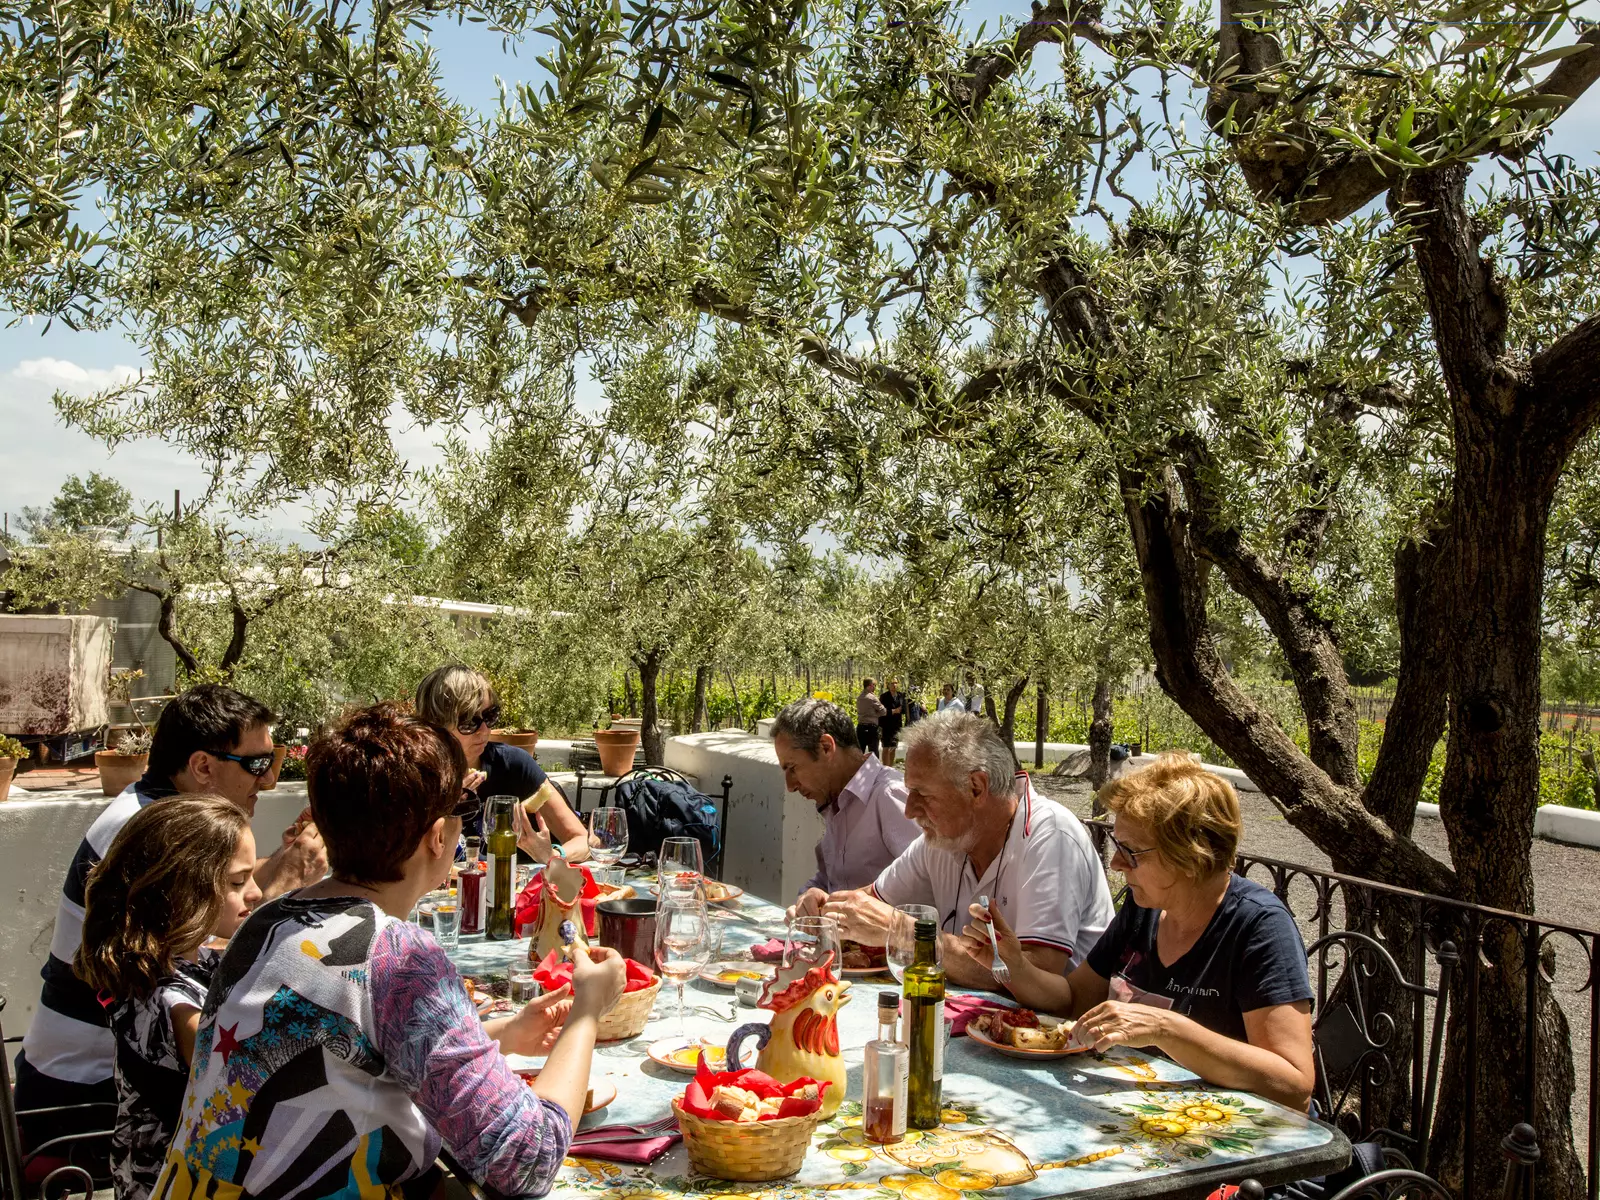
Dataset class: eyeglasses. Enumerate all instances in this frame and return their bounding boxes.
[1105,830,1157,866]
[210,750,277,777]
[449,788,481,820]
[456,704,500,735]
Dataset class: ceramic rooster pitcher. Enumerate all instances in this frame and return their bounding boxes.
[726,950,852,1117]
[529,856,589,962]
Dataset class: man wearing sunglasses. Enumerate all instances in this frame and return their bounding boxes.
[15,684,329,1170]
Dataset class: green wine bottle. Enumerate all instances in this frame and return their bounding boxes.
[486,799,518,940]
[903,917,945,1129]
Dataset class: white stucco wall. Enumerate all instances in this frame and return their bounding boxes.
[664,730,821,908]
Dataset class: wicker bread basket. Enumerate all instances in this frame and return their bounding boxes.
[671,1099,825,1181]
[596,975,662,1041]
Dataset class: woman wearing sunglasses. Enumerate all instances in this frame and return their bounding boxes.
[414,665,590,862]
[970,753,1315,1112]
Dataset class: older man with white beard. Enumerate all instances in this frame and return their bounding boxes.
[818,710,1114,990]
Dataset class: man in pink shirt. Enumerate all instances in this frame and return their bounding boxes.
[773,698,921,916]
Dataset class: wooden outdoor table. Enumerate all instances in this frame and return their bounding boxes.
[450,874,1348,1200]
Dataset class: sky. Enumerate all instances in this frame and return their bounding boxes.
[1,1,1596,537]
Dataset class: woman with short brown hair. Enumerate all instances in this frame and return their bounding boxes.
[973,753,1316,1110]
[156,705,627,1200]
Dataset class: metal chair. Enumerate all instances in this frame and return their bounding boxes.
[1232,1122,1539,1199]
[1,997,113,1200]
[1304,930,1456,1170]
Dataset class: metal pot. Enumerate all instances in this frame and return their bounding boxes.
[596,897,658,964]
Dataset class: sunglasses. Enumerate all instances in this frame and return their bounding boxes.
[210,750,277,777]
[456,704,500,735]
[1105,829,1157,866]
[450,787,481,821]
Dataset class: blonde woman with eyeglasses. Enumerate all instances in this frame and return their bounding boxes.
[971,752,1315,1111]
[414,665,590,863]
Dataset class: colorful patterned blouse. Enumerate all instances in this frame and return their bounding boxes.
[154,895,572,1200]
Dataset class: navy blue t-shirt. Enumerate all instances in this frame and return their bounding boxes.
[464,741,551,841]
[1085,874,1313,1043]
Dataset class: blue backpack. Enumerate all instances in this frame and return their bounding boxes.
[610,776,722,868]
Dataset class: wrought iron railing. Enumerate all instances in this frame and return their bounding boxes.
[1082,820,1598,1200]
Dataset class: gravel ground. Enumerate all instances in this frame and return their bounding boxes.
[1034,774,1597,1163]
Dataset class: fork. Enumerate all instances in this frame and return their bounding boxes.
[979,894,1011,990]
[571,1114,679,1140]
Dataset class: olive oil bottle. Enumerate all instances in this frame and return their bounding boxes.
[485,797,518,940]
[903,918,945,1129]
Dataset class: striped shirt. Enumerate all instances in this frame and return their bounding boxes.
[20,776,173,1086]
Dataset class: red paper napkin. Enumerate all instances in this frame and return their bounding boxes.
[749,938,786,963]
[567,1132,682,1164]
[516,867,602,937]
[532,950,656,993]
[681,1057,827,1121]
[945,994,1012,1036]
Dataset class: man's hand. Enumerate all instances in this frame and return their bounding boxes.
[818,889,895,945]
[501,985,574,1056]
[787,888,828,922]
[257,807,327,899]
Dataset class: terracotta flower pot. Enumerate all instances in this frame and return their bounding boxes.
[592,729,640,776]
[0,757,16,801]
[95,750,149,797]
[491,728,540,752]
[261,745,288,790]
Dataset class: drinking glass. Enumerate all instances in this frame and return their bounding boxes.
[658,837,705,901]
[654,900,714,1037]
[592,865,626,890]
[887,904,939,983]
[589,807,629,867]
[429,899,460,952]
[510,967,539,1005]
[786,915,842,973]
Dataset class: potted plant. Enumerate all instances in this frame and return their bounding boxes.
[486,677,539,753]
[0,735,30,800]
[96,729,151,796]
[593,715,640,776]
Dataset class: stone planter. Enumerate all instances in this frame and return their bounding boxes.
[490,729,540,753]
[0,757,16,800]
[95,750,148,797]
[592,729,640,777]
[261,745,289,790]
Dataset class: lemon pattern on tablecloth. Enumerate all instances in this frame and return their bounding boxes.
[1097,1092,1295,1169]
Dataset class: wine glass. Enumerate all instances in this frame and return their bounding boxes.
[786,915,842,974]
[888,904,939,983]
[589,807,629,868]
[654,900,714,1037]
[658,836,705,901]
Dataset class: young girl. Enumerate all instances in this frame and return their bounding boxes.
[75,796,261,1200]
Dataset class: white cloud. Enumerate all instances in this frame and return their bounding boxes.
[11,357,142,393]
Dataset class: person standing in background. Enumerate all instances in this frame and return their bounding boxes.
[856,678,887,757]
[937,683,964,713]
[960,671,987,719]
[879,679,906,767]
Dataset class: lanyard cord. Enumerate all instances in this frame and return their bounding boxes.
[944,804,1019,932]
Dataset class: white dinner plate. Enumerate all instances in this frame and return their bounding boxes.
[647,1036,727,1073]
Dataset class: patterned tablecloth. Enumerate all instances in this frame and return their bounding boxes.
[450,876,1347,1200]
